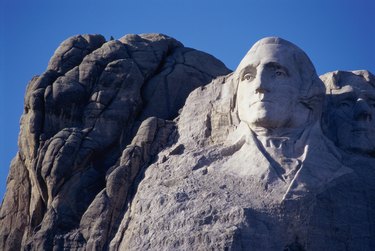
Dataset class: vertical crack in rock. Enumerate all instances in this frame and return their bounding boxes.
[3,35,375,251]
[0,33,230,251]
[106,38,375,251]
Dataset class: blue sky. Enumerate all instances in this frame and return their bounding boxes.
[1,0,374,200]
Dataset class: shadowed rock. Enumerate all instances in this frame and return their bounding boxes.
[0,33,230,251]
[111,38,375,250]
[321,70,375,155]
[2,35,375,251]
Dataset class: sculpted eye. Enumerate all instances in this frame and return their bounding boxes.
[275,69,287,77]
[242,73,255,81]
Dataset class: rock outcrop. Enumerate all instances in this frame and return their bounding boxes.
[0,33,230,250]
[108,39,375,250]
[1,35,375,251]
[109,38,371,250]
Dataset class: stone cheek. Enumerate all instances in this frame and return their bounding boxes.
[114,39,375,250]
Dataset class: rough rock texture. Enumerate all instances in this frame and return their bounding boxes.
[1,35,375,251]
[109,38,375,251]
[0,33,230,251]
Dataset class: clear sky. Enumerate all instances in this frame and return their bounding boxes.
[0,0,374,201]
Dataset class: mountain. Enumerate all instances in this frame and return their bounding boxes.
[1,34,375,251]
[0,33,230,250]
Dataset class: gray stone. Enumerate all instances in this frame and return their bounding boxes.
[47,34,106,74]
[2,35,375,251]
[80,117,175,251]
[112,38,375,250]
[321,70,375,155]
[0,33,230,251]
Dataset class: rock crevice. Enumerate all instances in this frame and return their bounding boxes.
[0,33,230,251]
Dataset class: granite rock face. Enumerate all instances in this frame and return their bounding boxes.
[0,33,230,251]
[109,38,375,250]
[1,35,375,251]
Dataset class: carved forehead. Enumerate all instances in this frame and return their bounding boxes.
[238,44,295,71]
[235,37,314,76]
[234,37,324,101]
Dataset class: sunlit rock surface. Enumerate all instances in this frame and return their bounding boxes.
[0,33,230,251]
[1,35,375,251]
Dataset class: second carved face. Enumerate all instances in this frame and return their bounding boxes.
[322,71,375,155]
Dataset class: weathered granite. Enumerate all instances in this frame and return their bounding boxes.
[321,70,375,155]
[0,33,230,251]
[111,38,375,250]
[1,35,375,251]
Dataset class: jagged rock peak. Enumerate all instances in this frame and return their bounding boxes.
[0,33,230,251]
[1,35,375,251]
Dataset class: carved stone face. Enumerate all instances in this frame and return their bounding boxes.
[323,72,375,154]
[237,43,303,130]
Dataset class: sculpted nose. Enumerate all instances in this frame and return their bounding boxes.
[255,86,268,94]
[253,72,269,94]
[354,99,372,121]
